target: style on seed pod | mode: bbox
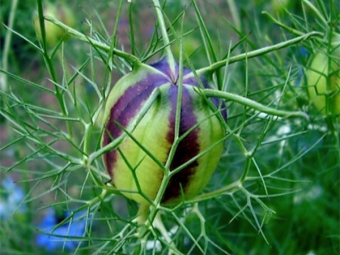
[304,33,340,117]
[101,58,227,205]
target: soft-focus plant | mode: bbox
[1,0,339,254]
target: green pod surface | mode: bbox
[102,58,227,205]
[34,2,75,46]
[305,34,340,116]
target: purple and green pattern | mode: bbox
[102,58,227,204]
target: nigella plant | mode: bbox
[91,0,314,225]
[2,0,336,253]
[35,0,318,249]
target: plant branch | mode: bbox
[44,16,141,67]
[152,0,176,76]
[1,0,18,92]
[201,88,310,120]
[194,31,323,76]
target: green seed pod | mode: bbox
[102,58,227,205]
[271,0,293,15]
[34,2,75,46]
[305,33,340,117]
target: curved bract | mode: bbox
[102,58,227,205]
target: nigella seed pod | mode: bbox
[102,58,227,205]
[34,2,75,46]
[305,33,340,117]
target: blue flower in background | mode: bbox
[294,46,309,86]
[294,69,304,87]
[0,177,27,219]
[299,46,308,58]
[36,208,89,251]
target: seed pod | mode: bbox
[102,58,227,205]
[305,33,340,117]
[34,2,75,46]
[271,0,294,15]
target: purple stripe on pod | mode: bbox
[162,85,200,203]
[150,58,193,82]
[151,58,227,121]
[150,58,175,79]
[103,73,169,177]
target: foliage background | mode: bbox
[0,0,339,254]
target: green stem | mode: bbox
[185,180,242,204]
[226,0,241,32]
[44,16,141,67]
[201,88,310,120]
[261,11,305,37]
[135,203,150,239]
[136,203,150,226]
[86,187,109,206]
[1,0,18,92]
[153,212,181,255]
[194,31,323,76]
[302,0,328,26]
[36,0,72,138]
[152,0,176,76]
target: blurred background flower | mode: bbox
[36,208,90,251]
[0,177,27,219]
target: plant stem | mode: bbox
[185,180,242,203]
[36,0,73,139]
[262,11,304,37]
[44,16,141,67]
[136,203,150,226]
[226,0,241,32]
[302,0,328,26]
[135,203,150,240]
[153,212,181,255]
[194,31,323,76]
[201,88,310,120]
[152,0,176,76]
[1,0,18,92]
